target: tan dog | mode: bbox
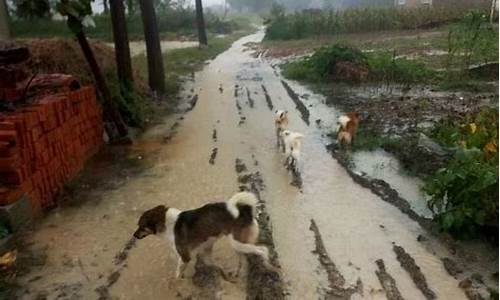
[337,112,360,146]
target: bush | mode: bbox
[282,44,434,87]
[283,45,368,82]
[424,108,498,238]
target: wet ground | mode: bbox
[11,30,498,299]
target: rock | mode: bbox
[459,278,472,289]
[417,234,427,242]
[417,133,449,157]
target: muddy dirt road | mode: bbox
[14,30,476,300]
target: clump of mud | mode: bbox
[261,84,274,111]
[281,80,310,125]
[393,245,436,299]
[209,148,218,165]
[375,259,404,300]
[235,158,285,300]
[310,219,362,298]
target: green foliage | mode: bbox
[424,108,499,237]
[366,52,435,88]
[283,45,367,81]
[12,8,248,40]
[265,6,475,40]
[446,10,499,74]
[13,0,51,19]
[282,44,434,87]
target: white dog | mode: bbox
[275,110,288,152]
[281,130,304,174]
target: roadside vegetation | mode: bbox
[425,108,498,239]
[274,8,498,240]
[11,8,251,41]
[265,5,480,40]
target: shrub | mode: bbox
[424,108,499,238]
[282,45,368,82]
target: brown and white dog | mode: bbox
[133,192,269,278]
[275,110,289,152]
[336,112,360,146]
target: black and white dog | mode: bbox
[133,192,270,278]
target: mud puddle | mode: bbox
[351,150,433,219]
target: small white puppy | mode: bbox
[275,110,288,152]
[281,130,304,174]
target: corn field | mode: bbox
[265,6,491,40]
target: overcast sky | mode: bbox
[91,0,226,13]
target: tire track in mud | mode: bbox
[261,84,274,111]
[281,80,310,125]
[393,245,436,300]
[235,158,285,300]
[309,219,363,299]
[245,87,255,108]
[375,259,405,300]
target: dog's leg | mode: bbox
[229,235,269,262]
[175,257,188,278]
[200,239,215,265]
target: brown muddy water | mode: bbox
[12,30,497,300]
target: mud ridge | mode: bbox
[246,87,255,108]
[234,84,239,97]
[209,148,218,165]
[187,94,198,112]
[235,158,285,300]
[375,259,405,300]
[113,238,136,265]
[309,219,362,299]
[212,128,217,142]
[326,145,432,231]
[261,84,274,111]
[281,80,310,125]
[393,245,436,300]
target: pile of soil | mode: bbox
[19,38,148,96]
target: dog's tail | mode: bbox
[226,191,257,221]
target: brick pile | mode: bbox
[0,86,103,210]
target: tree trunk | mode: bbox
[0,0,10,40]
[103,0,109,14]
[139,0,165,94]
[75,30,128,138]
[195,0,208,46]
[490,0,497,23]
[109,0,133,88]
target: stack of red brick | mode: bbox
[0,86,103,210]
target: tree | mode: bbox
[109,0,133,88]
[139,0,165,94]
[14,0,51,19]
[0,0,10,39]
[195,0,207,46]
[103,0,109,14]
[57,0,128,139]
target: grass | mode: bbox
[264,6,484,40]
[133,30,252,98]
[11,12,254,41]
